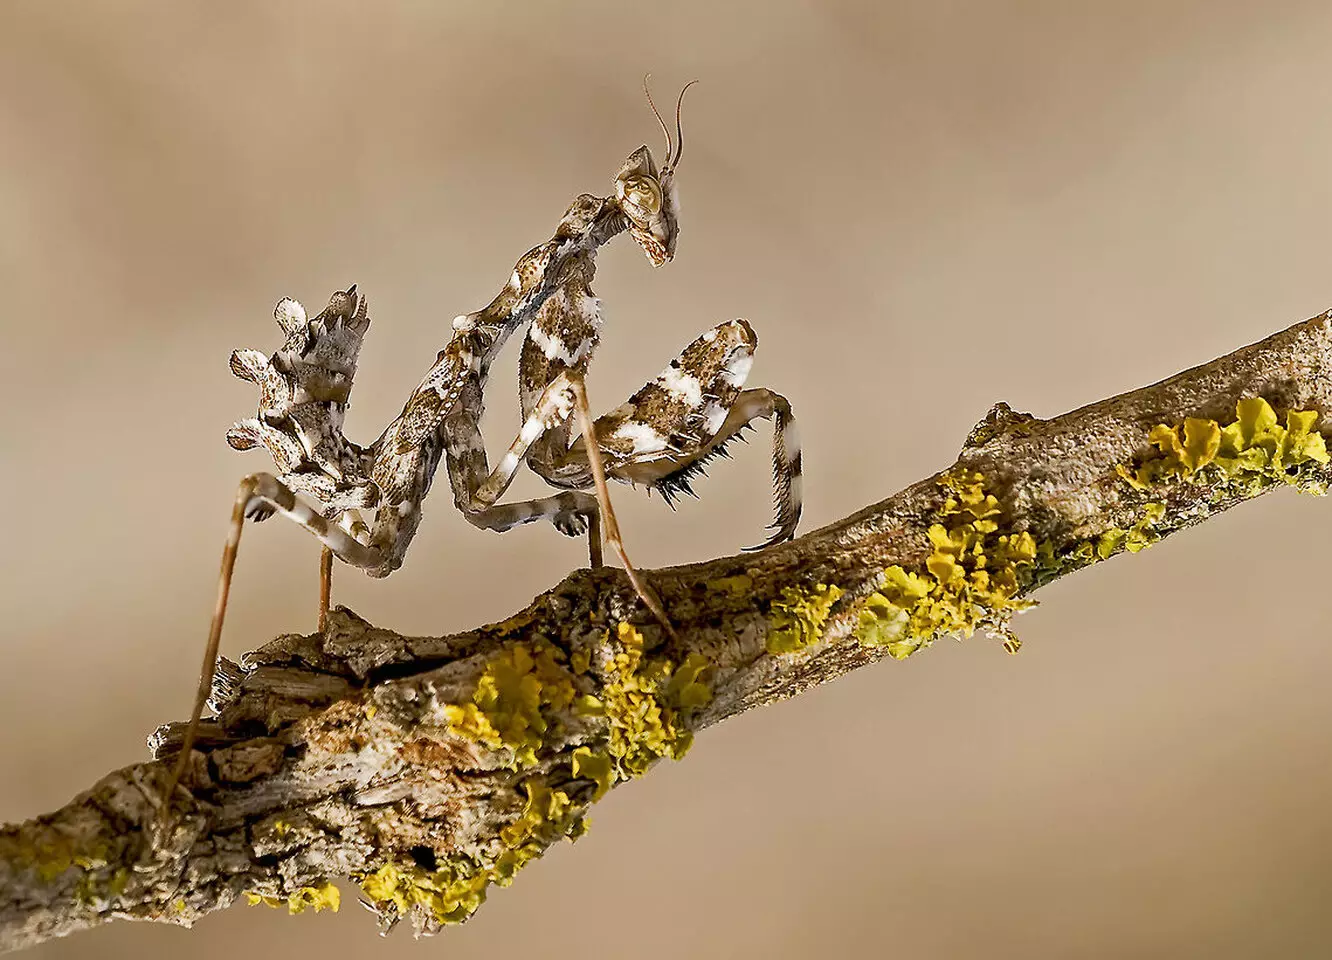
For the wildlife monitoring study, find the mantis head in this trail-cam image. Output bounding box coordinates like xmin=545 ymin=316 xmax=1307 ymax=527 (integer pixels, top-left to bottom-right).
xmin=616 ymin=78 xmax=696 ymax=267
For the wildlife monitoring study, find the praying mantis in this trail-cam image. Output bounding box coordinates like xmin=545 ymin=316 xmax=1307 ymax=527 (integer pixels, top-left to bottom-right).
xmin=159 ymin=82 xmax=803 ymax=819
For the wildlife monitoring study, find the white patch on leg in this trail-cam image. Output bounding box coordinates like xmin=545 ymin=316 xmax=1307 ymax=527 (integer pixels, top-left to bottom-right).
xmin=659 ymin=364 xmax=704 ymax=407
xmin=528 ymin=324 xmax=594 ymax=365
xmin=787 ymin=473 xmax=803 ymax=510
xmin=700 ymin=401 xmax=728 ymax=435
xmin=520 ymin=415 xmax=546 ymax=445
xmin=495 ymin=449 xmax=522 ymax=480
xmin=612 ymin=421 xmax=668 ymax=455
xmin=288 ymin=501 xmax=318 ymax=526
xmin=781 ymin=417 xmax=801 ymax=460
xmin=547 ymin=381 xmax=575 ymax=420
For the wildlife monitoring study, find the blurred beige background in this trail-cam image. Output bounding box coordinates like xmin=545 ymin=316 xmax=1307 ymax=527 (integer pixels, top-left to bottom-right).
xmin=3 ymin=2 xmax=1332 ymax=957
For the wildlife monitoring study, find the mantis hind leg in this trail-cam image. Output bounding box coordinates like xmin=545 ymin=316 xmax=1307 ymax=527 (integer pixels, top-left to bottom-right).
xmin=566 ymin=372 xmax=677 ymax=640
xmin=159 ymin=473 xmax=383 ymax=830
xmin=318 ymin=546 xmax=333 ymax=631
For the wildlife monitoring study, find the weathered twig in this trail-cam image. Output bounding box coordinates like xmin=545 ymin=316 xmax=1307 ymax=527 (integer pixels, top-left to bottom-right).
xmin=3 ymin=310 xmax=1331 ymax=954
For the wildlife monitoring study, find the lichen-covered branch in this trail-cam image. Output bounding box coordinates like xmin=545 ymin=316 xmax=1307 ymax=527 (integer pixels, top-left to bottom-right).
xmin=4 ymin=311 xmax=1332 ymax=954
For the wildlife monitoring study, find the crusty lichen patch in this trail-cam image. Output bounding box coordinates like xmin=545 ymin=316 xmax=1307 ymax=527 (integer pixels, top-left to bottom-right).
xmin=855 ymin=470 xmax=1036 ymax=660
xmin=441 ymin=640 xmax=577 ymax=769
xmin=0 ymin=821 xmax=128 ymax=909
xmin=577 ymin=622 xmax=712 ymax=778
xmin=359 ymin=622 xmax=715 ymax=930
xmin=765 ymin=583 xmax=844 ymax=655
xmin=1031 ymin=501 xmax=1168 ymax=586
xmin=244 ymin=882 xmax=341 ymax=915
xmin=1037 ymin=398 xmax=1328 ymax=586
xmin=439 ymin=623 xmax=714 ymax=784
xmin=355 ymin=777 xmax=585 ymax=927
xmin=357 ymin=858 xmax=493 ymax=927
xmin=1118 ymin=397 xmax=1329 ymax=495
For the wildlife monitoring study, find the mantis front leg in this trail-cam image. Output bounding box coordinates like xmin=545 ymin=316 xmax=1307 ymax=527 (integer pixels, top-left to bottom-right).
xmin=438 ymin=254 xmax=604 ymax=544
xmin=445 ymin=253 xmax=675 ymax=635
xmin=441 ymin=384 xmax=604 ymax=564
xmin=451 ymin=383 xmax=672 ymax=638
xmin=458 ymin=366 xmax=676 ymax=637
xmin=535 ymin=319 xmax=804 ymax=549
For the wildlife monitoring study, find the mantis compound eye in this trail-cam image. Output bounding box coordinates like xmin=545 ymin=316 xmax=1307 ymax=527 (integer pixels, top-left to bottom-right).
xmin=619 ymin=175 xmax=663 ymax=218
xmin=615 ymin=141 xmax=678 ymax=266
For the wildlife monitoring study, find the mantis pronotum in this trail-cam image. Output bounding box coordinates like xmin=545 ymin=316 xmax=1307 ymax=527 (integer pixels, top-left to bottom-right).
xmin=159 ymin=83 xmax=803 ymax=821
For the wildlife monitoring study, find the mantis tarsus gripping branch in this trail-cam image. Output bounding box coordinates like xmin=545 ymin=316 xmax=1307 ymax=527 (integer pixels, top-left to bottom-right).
xmin=161 ymin=82 xmax=804 ymax=821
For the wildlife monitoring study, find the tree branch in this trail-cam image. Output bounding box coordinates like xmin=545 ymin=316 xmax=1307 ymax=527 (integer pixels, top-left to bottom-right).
xmin=4 ymin=311 xmax=1331 ymax=954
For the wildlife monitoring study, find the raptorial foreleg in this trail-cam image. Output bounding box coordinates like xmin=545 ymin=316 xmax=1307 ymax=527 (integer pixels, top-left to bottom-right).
xmin=647 ymin=387 xmax=803 ymax=550
xmin=439 ymin=378 xmax=603 ymax=563
xmin=544 ymin=318 xmax=803 ymax=550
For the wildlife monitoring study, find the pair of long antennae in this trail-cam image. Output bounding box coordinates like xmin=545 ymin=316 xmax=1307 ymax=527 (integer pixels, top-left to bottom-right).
xmin=644 ymin=76 xmax=697 ymax=171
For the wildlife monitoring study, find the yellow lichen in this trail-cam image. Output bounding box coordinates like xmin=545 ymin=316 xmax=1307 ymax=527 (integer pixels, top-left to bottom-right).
xmin=445 ymin=624 xmax=714 ymax=789
xmin=571 ymin=747 xmax=615 ymax=801
xmin=244 ymin=882 xmax=341 ymax=914
xmin=288 ymin=883 xmax=341 ymax=914
xmin=442 ymin=640 xmax=577 ymax=768
xmin=580 ymin=623 xmax=706 ymax=778
xmin=0 ymin=825 xmax=118 ymax=889
xmin=855 ymin=471 xmax=1036 ymax=660
xmin=493 ymin=779 xmax=584 ymax=884
xmin=765 ymin=583 xmax=845 ymax=654
xmin=357 ymin=861 xmax=491 ymax=926
xmin=367 ymin=624 xmax=714 ymax=930
xmin=357 ymin=777 xmax=585 ymax=927
xmin=485 ymin=603 xmax=543 ymax=637
xmin=846 ymin=401 xmax=1327 ymax=665
xmin=108 ymin=867 xmax=129 ymax=898
xmin=1093 ymin=502 xmax=1167 ymax=558
xmin=1118 ymin=397 xmax=1329 ymax=494
xmin=708 ymin=573 xmax=755 ymax=596
xmin=665 ymin=652 xmax=714 ymax=710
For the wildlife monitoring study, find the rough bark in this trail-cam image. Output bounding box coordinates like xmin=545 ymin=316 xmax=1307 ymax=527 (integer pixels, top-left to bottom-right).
xmin=3 ymin=311 xmax=1331 ymax=954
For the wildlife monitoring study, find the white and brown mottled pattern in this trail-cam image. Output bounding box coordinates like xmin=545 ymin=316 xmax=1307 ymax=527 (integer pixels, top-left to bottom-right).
xmin=174 ymin=96 xmax=801 ymax=820
xmin=222 ymin=130 xmax=685 ymax=589
xmin=169 ymin=104 xmax=711 ymax=823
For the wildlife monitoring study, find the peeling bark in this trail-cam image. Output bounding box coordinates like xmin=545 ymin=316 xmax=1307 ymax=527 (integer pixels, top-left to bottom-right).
xmin=3 ymin=311 xmax=1331 ymax=954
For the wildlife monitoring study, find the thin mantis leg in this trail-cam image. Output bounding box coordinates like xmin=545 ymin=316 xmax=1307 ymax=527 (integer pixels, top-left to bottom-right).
xmin=160 ymin=473 xmax=384 ymax=828
xmin=586 ymin=508 xmax=604 ymax=568
xmin=567 ymin=372 xmax=677 ymax=641
xmin=471 ymin=372 xmax=578 ymax=509
xmin=318 ymin=546 xmax=333 ymax=631
xmin=443 ymin=382 xmax=604 ymax=563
